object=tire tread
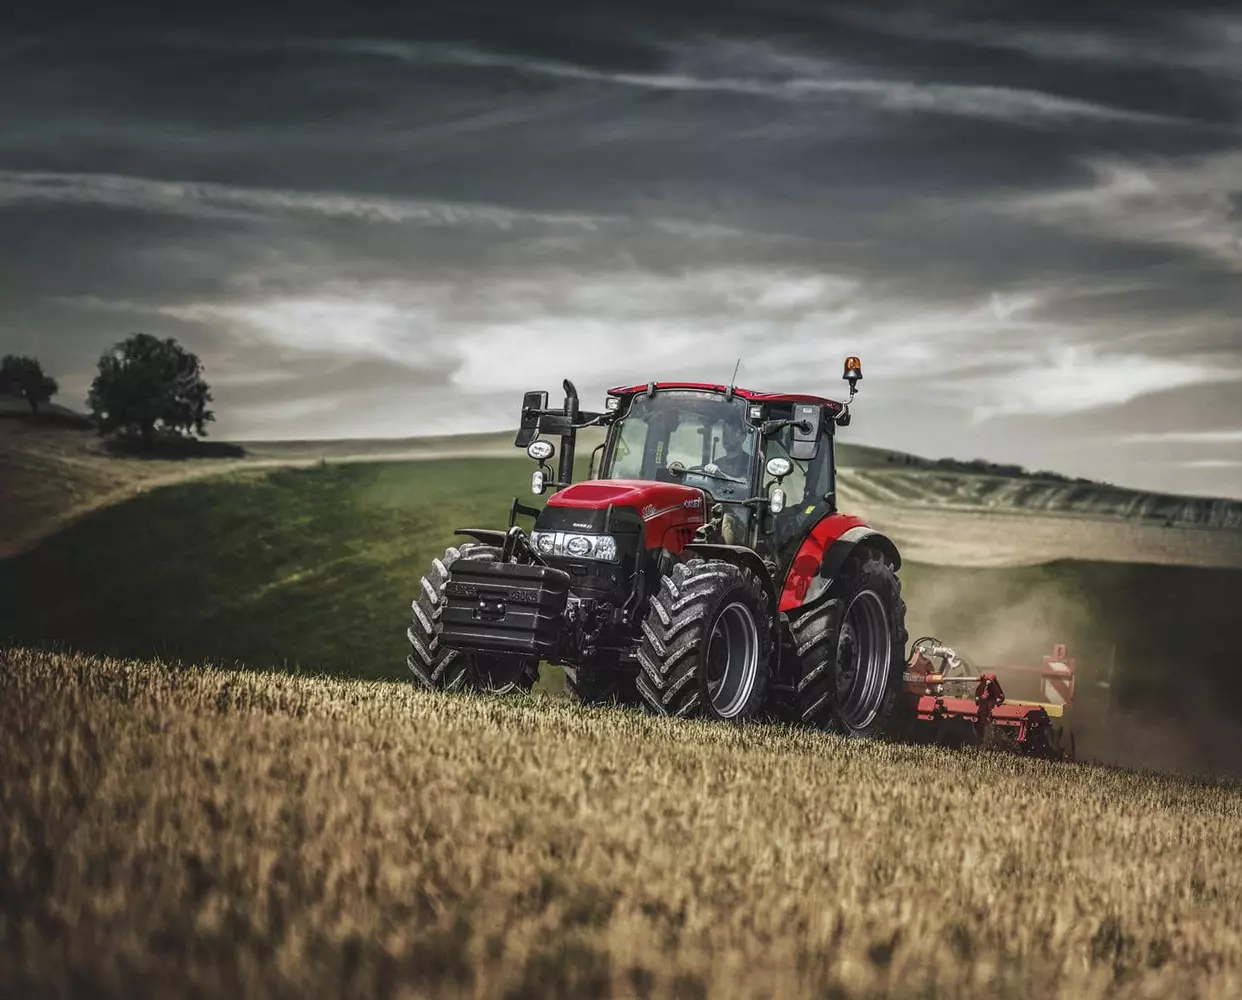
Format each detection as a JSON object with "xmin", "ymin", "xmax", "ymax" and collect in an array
[
  {"xmin": 790, "ymin": 548, "xmax": 908, "ymax": 735},
  {"xmin": 635, "ymin": 558, "xmax": 771, "ymax": 720}
]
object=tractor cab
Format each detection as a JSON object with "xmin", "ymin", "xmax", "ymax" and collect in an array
[
  {"xmin": 512, "ymin": 367, "xmax": 860, "ymax": 579},
  {"xmin": 593, "ymin": 385, "xmax": 842, "ymax": 571}
]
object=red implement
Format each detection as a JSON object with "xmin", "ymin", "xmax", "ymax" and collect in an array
[{"xmin": 903, "ymin": 640, "xmax": 1075, "ymax": 760}]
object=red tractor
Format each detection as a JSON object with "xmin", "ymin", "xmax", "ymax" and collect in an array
[{"xmin": 407, "ymin": 357, "xmax": 914, "ymax": 738}]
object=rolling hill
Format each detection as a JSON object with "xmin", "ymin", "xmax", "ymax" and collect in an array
[
  {"xmin": 2, "ymin": 451, "xmax": 1240, "ymax": 776},
  {"xmin": 3, "ymin": 415, "xmax": 1241, "ymax": 562},
  {"xmin": 3, "ymin": 414, "xmax": 1242, "ymax": 773}
]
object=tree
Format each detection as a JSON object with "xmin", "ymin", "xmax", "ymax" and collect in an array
[
  {"xmin": 0, "ymin": 355, "xmax": 59, "ymax": 415},
  {"xmin": 88, "ymin": 333, "xmax": 214, "ymax": 447}
]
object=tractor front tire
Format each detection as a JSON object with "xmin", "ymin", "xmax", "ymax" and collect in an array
[
  {"xmin": 636, "ymin": 558, "xmax": 771, "ymax": 721},
  {"xmin": 790, "ymin": 547, "xmax": 908, "ymax": 738},
  {"xmin": 407, "ymin": 543, "xmax": 540, "ymax": 695}
]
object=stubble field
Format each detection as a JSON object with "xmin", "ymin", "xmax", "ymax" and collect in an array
[{"xmin": 3, "ymin": 647, "xmax": 1240, "ymax": 1000}]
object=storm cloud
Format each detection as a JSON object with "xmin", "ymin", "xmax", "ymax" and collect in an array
[{"xmin": 2, "ymin": 1, "xmax": 1240, "ymax": 493}]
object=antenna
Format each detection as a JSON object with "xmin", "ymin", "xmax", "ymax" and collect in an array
[{"xmin": 725, "ymin": 357, "xmax": 741, "ymax": 400}]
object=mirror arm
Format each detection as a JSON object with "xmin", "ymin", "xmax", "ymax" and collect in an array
[
  {"xmin": 577, "ymin": 411, "xmax": 617, "ymax": 428},
  {"xmin": 761, "ymin": 417, "xmax": 811, "ymax": 435},
  {"xmin": 537, "ymin": 410, "xmax": 612, "ymax": 435}
]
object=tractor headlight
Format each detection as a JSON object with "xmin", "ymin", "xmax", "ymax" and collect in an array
[{"xmin": 529, "ymin": 531, "xmax": 620, "ymax": 562}]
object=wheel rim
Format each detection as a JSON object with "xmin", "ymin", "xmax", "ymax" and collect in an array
[
  {"xmin": 834, "ymin": 589, "xmax": 891, "ymax": 731},
  {"xmin": 704, "ymin": 601, "xmax": 760, "ymax": 718}
]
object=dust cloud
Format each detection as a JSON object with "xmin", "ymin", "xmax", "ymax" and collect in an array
[
  {"xmin": 1075, "ymin": 697, "xmax": 1242, "ymax": 781},
  {"xmin": 902, "ymin": 567, "xmax": 1242, "ymax": 781}
]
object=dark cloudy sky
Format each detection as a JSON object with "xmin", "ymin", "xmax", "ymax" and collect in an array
[{"xmin": 3, "ymin": 1, "xmax": 1241, "ymax": 497}]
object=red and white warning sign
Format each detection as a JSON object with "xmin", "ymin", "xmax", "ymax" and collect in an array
[{"xmin": 1041, "ymin": 644, "xmax": 1075, "ymax": 706}]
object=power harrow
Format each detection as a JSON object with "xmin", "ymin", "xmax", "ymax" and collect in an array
[{"xmin": 903, "ymin": 639, "xmax": 1077, "ymax": 760}]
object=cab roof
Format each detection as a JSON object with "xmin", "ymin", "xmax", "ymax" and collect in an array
[{"xmin": 606, "ymin": 381, "xmax": 844, "ymax": 412}]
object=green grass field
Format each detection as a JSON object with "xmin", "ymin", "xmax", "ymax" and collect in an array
[
  {"xmin": 2, "ymin": 457, "xmax": 1239, "ymax": 741},
  {"xmin": 0, "ymin": 458, "xmax": 531, "ymax": 677},
  {"xmin": 4, "ymin": 413, "xmax": 1239, "ymax": 569}
]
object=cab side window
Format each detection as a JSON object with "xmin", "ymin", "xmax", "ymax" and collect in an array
[
  {"xmin": 780, "ymin": 458, "xmax": 809, "ymax": 507},
  {"xmin": 611, "ymin": 417, "xmax": 648, "ymax": 479}
]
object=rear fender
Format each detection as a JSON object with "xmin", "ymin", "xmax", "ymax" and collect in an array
[{"xmin": 778, "ymin": 515, "xmax": 901, "ymax": 614}]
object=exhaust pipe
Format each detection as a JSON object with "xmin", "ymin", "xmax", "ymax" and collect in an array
[{"xmin": 558, "ymin": 379, "xmax": 579, "ymax": 486}]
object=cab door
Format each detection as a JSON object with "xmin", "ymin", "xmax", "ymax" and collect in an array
[{"xmin": 756, "ymin": 412, "xmax": 836, "ymax": 578}]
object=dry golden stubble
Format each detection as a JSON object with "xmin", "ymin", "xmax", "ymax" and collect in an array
[{"xmin": 1, "ymin": 647, "xmax": 1240, "ymax": 999}]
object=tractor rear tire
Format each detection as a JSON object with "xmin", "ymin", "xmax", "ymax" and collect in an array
[
  {"xmin": 790, "ymin": 547, "xmax": 908, "ymax": 738},
  {"xmin": 635, "ymin": 558, "xmax": 771, "ymax": 721},
  {"xmin": 406, "ymin": 543, "xmax": 540, "ymax": 695}
]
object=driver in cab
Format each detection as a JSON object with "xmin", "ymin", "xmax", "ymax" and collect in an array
[{"xmin": 703, "ymin": 421, "xmax": 754, "ymax": 483}]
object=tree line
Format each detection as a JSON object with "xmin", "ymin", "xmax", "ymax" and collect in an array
[{"xmin": 1, "ymin": 333, "xmax": 214, "ymax": 448}]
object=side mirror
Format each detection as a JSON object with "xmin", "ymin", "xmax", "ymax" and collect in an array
[
  {"xmin": 789, "ymin": 403, "xmax": 822, "ymax": 461},
  {"xmin": 526, "ymin": 440, "xmax": 554, "ymax": 462},
  {"xmin": 515, "ymin": 390, "xmax": 548, "ymax": 448},
  {"xmin": 765, "ymin": 456, "xmax": 793, "ymax": 480}
]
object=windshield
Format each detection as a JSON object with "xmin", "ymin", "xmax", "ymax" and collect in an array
[{"xmin": 602, "ymin": 390, "xmax": 755, "ymax": 501}]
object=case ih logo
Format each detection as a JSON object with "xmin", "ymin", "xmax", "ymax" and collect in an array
[{"xmin": 642, "ymin": 498, "xmax": 702, "ymax": 520}]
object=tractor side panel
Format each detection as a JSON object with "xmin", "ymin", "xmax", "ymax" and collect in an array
[
  {"xmin": 630, "ymin": 493, "xmax": 706, "ymax": 551},
  {"xmin": 777, "ymin": 513, "xmax": 869, "ymax": 613},
  {"xmin": 656, "ymin": 521, "xmax": 701, "ymax": 554}
]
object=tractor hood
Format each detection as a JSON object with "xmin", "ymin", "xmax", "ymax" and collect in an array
[{"xmin": 539, "ymin": 479, "xmax": 707, "ymax": 536}]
